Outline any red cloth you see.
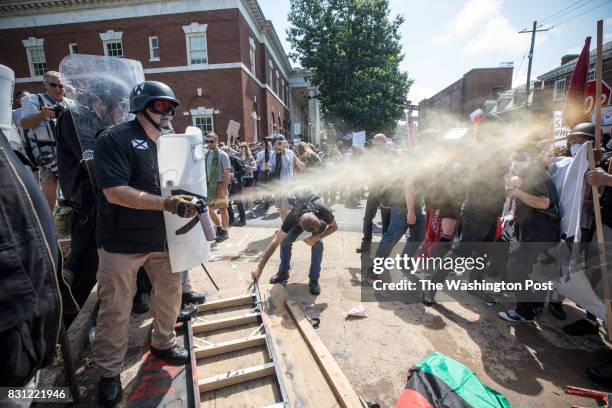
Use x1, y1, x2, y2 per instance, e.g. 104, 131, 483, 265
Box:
562, 36, 591, 128
416, 208, 442, 258
394, 389, 434, 408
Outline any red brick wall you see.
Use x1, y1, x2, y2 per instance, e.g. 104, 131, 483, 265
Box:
461, 67, 513, 116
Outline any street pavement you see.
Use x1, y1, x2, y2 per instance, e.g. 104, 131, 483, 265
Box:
197, 199, 612, 407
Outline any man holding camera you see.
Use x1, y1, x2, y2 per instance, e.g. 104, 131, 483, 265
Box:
93, 81, 197, 406
20, 71, 67, 209
265, 135, 305, 220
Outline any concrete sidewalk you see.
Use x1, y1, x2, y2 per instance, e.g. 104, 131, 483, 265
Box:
194, 225, 611, 408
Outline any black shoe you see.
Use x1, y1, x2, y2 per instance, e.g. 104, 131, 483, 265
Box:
182, 291, 206, 307
215, 229, 229, 242
586, 359, 612, 388
98, 375, 122, 407
356, 242, 371, 254
177, 304, 199, 323
150, 344, 190, 365
235, 219, 246, 227
563, 319, 599, 336
421, 290, 436, 307
309, 279, 321, 295
269, 272, 289, 284
131, 294, 150, 315
548, 302, 567, 320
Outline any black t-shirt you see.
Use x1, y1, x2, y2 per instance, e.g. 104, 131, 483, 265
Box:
95, 119, 166, 253
281, 198, 335, 233
515, 166, 559, 241
56, 106, 105, 212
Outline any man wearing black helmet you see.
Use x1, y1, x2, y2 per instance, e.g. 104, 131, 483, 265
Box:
93, 80, 198, 406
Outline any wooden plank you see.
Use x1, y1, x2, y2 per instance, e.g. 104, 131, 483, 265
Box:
594, 19, 612, 341
198, 363, 276, 393
285, 299, 365, 408
194, 334, 267, 359
192, 312, 260, 334
198, 294, 255, 313
262, 285, 343, 407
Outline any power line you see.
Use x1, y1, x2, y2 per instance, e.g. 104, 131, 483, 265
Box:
538, 0, 589, 25
538, 0, 597, 26
547, 0, 612, 29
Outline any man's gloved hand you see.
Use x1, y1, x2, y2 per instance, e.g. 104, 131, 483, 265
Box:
164, 195, 199, 218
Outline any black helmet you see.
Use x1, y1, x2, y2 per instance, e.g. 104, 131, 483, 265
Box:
569, 122, 595, 139
129, 80, 179, 113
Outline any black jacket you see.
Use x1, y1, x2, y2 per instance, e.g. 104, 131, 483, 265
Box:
0, 128, 75, 386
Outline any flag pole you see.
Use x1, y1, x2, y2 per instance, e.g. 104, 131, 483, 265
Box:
591, 19, 612, 340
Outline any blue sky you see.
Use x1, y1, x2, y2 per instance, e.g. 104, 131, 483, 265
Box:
259, 0, 612, 103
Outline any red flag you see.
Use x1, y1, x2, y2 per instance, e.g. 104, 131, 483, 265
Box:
562, 36, 591, 128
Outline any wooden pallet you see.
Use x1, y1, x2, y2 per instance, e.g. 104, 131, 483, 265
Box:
186, 283, 364, 408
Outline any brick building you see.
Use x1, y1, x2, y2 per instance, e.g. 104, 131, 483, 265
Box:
0, 0, 321, 143
418, 66, 513, 130
536, 41, 612, 114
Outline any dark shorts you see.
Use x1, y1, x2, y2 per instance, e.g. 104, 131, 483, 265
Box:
242, 177, 254, 188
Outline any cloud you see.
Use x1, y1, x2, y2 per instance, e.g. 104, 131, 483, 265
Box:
433, 0, 501, 45
409, 83, 436, 103
566, 46, 582, 54
462, 15, 536, 56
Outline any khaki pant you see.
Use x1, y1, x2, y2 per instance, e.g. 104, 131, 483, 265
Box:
93, 249, 181, 377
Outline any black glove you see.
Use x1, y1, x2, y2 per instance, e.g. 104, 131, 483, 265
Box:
164, 195, 199, 218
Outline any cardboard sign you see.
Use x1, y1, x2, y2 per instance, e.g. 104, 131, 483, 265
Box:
227, 120, 240, 145
351, 131, 366, 147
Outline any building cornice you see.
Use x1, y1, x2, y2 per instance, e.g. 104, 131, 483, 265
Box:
538, 41, 612, 82
0, 0, 158, 15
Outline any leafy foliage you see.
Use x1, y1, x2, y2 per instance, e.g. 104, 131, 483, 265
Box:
288, 0, 413, 136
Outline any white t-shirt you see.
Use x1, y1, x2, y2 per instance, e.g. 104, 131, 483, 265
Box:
20, 93, 60, 143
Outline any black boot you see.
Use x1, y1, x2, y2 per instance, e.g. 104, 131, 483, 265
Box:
98, 375, 122, 407
309, 278, 321, 295
548, 302, 566, 320
150, 344, 190, 365
132, 293, 150, 315
269, 271, 289, 284
177, 304, 199, 323
182, 291, 206, 307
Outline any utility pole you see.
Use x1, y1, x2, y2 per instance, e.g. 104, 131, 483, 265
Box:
519, 21, 551, 106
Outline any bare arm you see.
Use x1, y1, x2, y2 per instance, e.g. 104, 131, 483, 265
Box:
304, 219, 338, 246
222, 169, 231, 193
21, 107, 54, 129
103, 185, 165, 211
252, 229, 287, 280
294, 155, 305, 172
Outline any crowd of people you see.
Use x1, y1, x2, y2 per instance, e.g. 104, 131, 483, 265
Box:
6, 68, 612, 402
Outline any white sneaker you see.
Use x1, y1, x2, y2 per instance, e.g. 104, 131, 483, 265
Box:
498, 310, 533, 323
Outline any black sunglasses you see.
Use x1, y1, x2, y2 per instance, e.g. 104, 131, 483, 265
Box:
47, 82, 64, 89
206, 140, 216, 143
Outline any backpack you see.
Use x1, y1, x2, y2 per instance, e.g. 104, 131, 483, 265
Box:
230, 155, 247, 181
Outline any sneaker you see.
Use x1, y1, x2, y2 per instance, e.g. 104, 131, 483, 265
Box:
421, 290, 436, 307
309, 279, 321, 295
269, 271, 289, 284
235, 219, 246, 227
498, 310, 533, 323
548, 302, 567, 320
215, 229, 229, 242
563, 319, 598, 336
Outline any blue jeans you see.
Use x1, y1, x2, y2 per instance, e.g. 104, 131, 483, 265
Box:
279, 227, 324, 280
368, 207, 425, 274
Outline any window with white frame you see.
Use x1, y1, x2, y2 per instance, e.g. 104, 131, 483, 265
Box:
28, 47, 46, 77
588, 68, 595, 81
194, 115, 214, 134
285, 85, 289, 103
104, 40, 123, 57
22, 37, 46, 78
69, 43, 78, 54
183, 23, 208, 66
276, 71, 279, 95
553, 78, 566, 101
268, 60, 273, 85
149, 36, 160, 61
100, 30, 123, 57
251, 111, 258, 143
249, 37, 256, 76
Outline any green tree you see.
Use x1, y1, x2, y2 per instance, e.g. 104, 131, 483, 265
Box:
288, 0, 412, 136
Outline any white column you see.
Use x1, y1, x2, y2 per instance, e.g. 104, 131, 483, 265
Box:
308, 87, 317, 143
